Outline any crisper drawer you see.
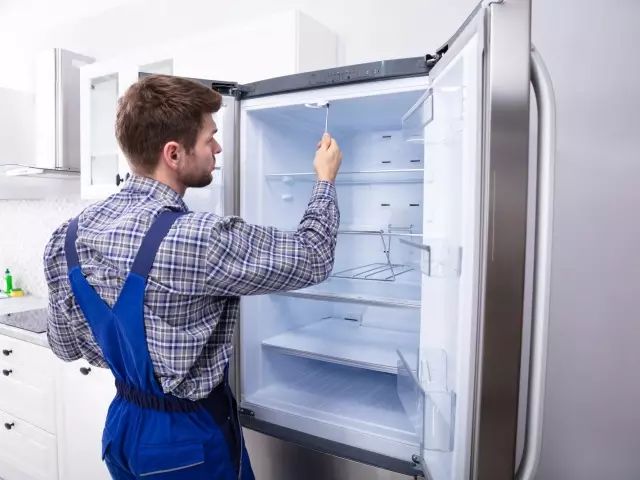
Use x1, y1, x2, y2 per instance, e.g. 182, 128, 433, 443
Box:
0, 358, 56, 434
0, 409, 58, 480
0, 335, 56, 377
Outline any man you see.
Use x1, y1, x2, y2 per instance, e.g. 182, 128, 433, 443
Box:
43, 74, 342, 479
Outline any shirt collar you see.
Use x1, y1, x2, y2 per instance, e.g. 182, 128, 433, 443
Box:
121, 175, 189, 212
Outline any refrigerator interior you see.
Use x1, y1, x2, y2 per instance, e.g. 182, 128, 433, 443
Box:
239, 31, 482, 472
239, 79, 433, 461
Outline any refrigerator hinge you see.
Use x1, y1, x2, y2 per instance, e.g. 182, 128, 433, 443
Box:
239, 407, 255, 417
231, 83, 255, 100
425, 43, 450, 68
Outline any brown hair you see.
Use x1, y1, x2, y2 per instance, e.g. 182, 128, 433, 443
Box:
115, 74, 222, 174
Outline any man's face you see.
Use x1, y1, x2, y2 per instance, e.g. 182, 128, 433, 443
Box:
178, 113, 221, 188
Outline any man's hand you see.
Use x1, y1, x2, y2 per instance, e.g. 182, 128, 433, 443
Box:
313, 133, 343, 184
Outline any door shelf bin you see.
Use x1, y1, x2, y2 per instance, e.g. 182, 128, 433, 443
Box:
401, 86, 465, 144
399, 238, 462, 278
397, 349, 455, 453
401, 89, 434, 143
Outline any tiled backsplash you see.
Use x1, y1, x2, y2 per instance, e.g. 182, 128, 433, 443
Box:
0, 198, 91, 298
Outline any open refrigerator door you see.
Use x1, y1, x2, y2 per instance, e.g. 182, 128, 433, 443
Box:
395, 14, 484, 480
235, 8, 490, 478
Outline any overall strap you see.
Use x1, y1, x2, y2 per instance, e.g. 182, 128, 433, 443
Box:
129, 210, 186, 279
64, 216, 81, 272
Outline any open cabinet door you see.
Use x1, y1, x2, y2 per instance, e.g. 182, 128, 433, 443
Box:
398, 1, 532, 479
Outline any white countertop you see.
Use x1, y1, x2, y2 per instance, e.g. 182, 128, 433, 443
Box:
0, 295, 49, 348
0, 322, 49, 348
0, 295, 47, 315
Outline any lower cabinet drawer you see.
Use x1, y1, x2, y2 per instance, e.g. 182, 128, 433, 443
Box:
0, 409, 57, 480
0, 358, 56, 434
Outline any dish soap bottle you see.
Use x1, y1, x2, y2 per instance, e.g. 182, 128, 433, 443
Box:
3, 269, 13, 294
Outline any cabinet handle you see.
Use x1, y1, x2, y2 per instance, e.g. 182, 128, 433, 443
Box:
2, 369, 12, 376
115, 173, 131, 186
4, 422, 14, 430
80, 367, 91, 375
2, 349, 12, 356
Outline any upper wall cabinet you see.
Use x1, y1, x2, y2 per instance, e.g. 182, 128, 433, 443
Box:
0, 48, 94, 200
79, 58, 174, 200
79, 10, 338, 201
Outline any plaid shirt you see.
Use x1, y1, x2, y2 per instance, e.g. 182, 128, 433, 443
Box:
44, 175, 339, 400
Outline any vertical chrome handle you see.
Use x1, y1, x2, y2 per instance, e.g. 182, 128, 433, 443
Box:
515, 45, 557, 480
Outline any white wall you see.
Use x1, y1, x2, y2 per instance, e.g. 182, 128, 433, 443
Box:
1, 0, 475, 90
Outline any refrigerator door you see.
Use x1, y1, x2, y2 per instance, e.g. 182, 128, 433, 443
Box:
182, 92, 238, 217
396, 1, 532, 479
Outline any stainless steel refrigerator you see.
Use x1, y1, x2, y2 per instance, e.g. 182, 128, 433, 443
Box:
150, 0, 557, 478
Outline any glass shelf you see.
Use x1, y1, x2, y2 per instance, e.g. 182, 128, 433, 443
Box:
262, 317, 418, 374
265, 168, 424, 185
274, 289, 420, 309
397, 348, 455, 453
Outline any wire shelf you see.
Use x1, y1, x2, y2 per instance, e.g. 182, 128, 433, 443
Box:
281, 227, 421, 283
331, 227, 419, 283
332, 262, 414, 282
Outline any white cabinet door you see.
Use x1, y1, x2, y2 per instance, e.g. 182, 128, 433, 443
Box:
80, 59, 127, 200
0, 409, 58, 480
172, 10, 337, 83
56, 359, 115, 480
80, 57, 175, 199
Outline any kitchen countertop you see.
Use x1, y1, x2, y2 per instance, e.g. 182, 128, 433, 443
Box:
0, 321, 49, 348
0, 295, 50, 348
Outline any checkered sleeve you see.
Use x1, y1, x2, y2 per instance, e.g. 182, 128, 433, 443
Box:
43, 220, 83, 362
205, 181, 340, 296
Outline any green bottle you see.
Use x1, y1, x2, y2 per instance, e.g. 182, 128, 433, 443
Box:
4, 269, 12, 294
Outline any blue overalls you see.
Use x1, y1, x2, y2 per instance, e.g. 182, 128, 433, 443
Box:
64, 211, 255, 479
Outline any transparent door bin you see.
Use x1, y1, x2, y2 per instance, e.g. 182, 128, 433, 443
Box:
402, 89, 433, 143
399, 238, 462, 278
396, 349, 455, 453
401, 86, 465, 144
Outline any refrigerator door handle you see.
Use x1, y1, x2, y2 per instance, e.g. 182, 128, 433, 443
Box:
515, 45, 557, 480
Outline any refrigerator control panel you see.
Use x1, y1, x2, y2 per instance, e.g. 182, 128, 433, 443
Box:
310, 67, 382, 86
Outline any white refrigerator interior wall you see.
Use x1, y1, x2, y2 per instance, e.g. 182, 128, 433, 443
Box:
0, 0, 638, 479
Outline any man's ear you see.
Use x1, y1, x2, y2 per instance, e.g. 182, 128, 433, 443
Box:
162, 141, 181, 170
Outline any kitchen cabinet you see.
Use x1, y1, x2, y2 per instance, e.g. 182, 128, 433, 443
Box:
0, 326, 117, 480
55, 358, 115, 480
79, 56, 174, 200
0, 48, 93, 201
0, 335, 59, 480
80, 10, 337, 200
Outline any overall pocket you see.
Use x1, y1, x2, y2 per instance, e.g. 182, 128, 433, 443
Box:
134, 441, 208, 478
